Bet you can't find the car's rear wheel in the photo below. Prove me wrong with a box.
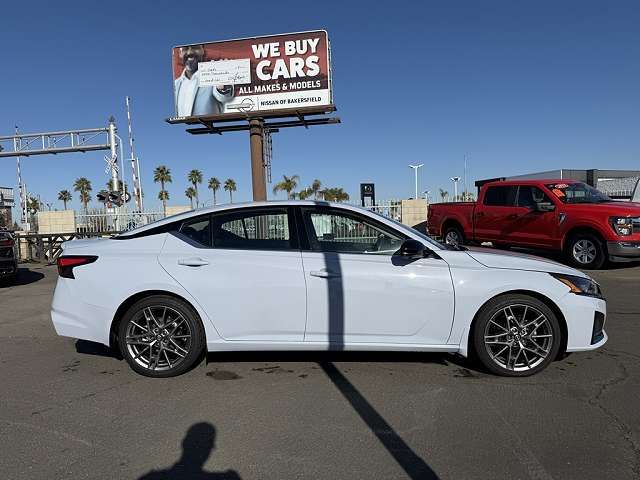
[118,295,205,377]
[565,234,606,270]
[443,225,464,247]
[473,294,562,376]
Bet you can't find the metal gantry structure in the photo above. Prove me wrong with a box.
[0,112,144,228]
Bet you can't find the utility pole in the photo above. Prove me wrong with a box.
[451,176,460,202]
[249,119,267,201]
[463,155,468,200]
[409,164,424,200]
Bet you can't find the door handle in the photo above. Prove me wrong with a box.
[507,213,519,219]
[310,269,339,278]
[177,257,210,267]
[476,212,485,217]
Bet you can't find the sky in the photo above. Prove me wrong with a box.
[1,0,639,215]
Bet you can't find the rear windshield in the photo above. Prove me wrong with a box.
[545,182,611,204]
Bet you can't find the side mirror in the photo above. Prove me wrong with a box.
[397,239,427,259]
[535,202,555,212]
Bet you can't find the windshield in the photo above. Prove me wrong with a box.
[545,182,611,204]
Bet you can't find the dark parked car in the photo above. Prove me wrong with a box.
[0,231,18,284]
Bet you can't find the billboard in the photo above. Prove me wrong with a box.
[171,30,332,120]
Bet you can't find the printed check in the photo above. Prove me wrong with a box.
[198,59,251,86]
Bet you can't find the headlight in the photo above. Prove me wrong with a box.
[609,216,639,236]
[550,273,603,299]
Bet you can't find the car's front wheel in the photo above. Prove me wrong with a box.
[118,295,205,377]
[472,294,562,376]
[565,234,606,270]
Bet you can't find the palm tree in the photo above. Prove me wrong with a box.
[208,177,221,205]
[158,189,170,210]
[439,188,448,202]
[185,187,196,209]
[297,187,314,200]
[154,165,172,215]
[187,169,203,207]
[73,177,92,212]
[27,196,41,213]
[58,190,72,210]
[224,178,237,203]
[311,179,322,199]
[272,174,300,199]
[321,187,350,202]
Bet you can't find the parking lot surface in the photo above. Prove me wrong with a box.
[1,263,639,479]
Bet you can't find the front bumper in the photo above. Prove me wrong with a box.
[607,241,640,260]
[560,292,607,352]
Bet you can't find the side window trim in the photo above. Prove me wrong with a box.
[210,207,295,252]
[299,206,407,254]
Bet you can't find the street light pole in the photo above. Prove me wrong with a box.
[409,164,424,199]
[451,176,460,202]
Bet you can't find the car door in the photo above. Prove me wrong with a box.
[158,207,307,342]
[298,206,455,345]
[508,185,558,248]
[474,185,518,242]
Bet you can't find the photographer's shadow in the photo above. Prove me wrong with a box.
[138,422,241,480]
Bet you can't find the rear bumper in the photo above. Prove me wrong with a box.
[607,241,640,261]
[50,277,112,345]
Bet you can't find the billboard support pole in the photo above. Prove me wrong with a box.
[249,118,267,201]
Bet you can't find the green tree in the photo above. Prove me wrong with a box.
[73,177,92,212]
[153,165,172,215]
[187,169,203,208]
[224,178,237,203]
[27,196,41,213]
[158,189,170,210]
[57,190,72,210]
[272,174,300,199]
[310,179,322,199]
[439,188,448,202]
[297,187,314,200]
[321,187,350,202]
[208,177,221,205]
[185,187,196,209]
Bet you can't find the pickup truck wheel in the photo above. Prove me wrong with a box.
[566,234,606,270]
[443,226,464,247]
[473,294,561,377]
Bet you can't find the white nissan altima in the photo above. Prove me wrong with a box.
[51,201,607,377]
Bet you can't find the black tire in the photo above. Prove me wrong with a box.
[565,233,606,270]
[443,224,465,247]
[118,295,205,378]
[472,294,562,377]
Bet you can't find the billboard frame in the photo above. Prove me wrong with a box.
[167,29,333,124]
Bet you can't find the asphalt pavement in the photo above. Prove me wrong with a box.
[0,263,639,479]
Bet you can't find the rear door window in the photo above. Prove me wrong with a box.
[211,208,293,250]
[483,186,518,206]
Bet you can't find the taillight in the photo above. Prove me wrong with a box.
[0,238,14,247]
[57,255,98,279]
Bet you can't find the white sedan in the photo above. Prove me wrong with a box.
[51,201,607,377]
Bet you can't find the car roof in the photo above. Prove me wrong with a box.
[484,179,580,187]
[118,201,375,237]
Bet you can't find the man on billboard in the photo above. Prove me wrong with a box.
[174,45,235,117]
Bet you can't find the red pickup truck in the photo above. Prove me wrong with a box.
[427,179,640,269]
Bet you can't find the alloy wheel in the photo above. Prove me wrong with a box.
[572,239,597,265]
[125,305,192,372]
[445,230,460,246]
[483,303,553,372]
